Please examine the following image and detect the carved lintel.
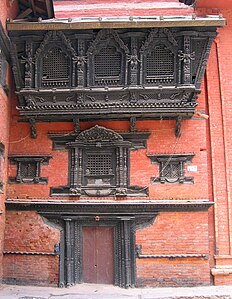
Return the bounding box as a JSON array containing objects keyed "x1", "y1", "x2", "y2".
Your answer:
[
  {"x1": 29, "y1": 118, "x2": 37, "y2": 139},
  {"x1": 130, "y1": 117, "x2": 136, "y2": 133},
  {"x1": 175, "y1": 116, "x2": 182, "y2": 138},
  {"x1": 73, "y1": 117, "x2": 80, "y2": 134}
]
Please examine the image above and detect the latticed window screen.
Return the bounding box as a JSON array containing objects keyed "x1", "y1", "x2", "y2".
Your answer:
[
  {"x1": 42, "y1": 47, "x2": 70, "y2": 87},
  {"x1": 146, "y1": 45, "x2": 174, "y2": 78},
  {"x1": 161, "y1": 162, "x2": 181, "y2": 179},
  {"x1": 86, "y1": 154, "x2": 112, "y2": 175},
  {"x1": 95, "y1": 47, "x2": 121, "y2": 77},
  {"x1": 20, "y1": 161, "x2": 37, "y2": 179}
]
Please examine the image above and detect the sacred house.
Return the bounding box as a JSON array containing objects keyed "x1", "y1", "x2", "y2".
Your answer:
[{"x1": 0, "y1": 0, "x2": 232, "y2": 288}]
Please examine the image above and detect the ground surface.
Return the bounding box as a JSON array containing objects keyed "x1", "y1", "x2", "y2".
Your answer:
[{"x1": 1, "y1": 284, "x2": 232, "y2": 299}]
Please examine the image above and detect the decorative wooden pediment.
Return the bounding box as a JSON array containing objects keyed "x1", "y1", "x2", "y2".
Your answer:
[
  {"x1": 87, "y1": 29, "x2": 129, "y2": 56},
  {"x1": 76, "y1": 125, "x2": 123, "y2": 143},
  {"x1": 140, "y1": 28, "x2": 178, "y2": 54},
  {"x1": 35, "y1": 31, "x2": 77, "y2": 59}
]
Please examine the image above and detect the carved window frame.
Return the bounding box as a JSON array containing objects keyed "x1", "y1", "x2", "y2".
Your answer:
[
  {"x1": 0, "y1": 143, "x2": 5, "y2": 193},
  {"x1": 67, "y1": 126, "x2": 131, "y2": 197},
  {"x1": 8, "y1": 155, "x2": 52, "y2": 184},
  {"x1": 87, "y1": 30, "x2": 129, "y2": 87},
  {"x1": 35, "y1": 31, "x2": 78, "y2": 89},
  {"x1": 148, "y1": 153, "x2": 195, "y2": 184},
  {"x1": 140, "y1": 29, "x2": 178, "y2": 86}
]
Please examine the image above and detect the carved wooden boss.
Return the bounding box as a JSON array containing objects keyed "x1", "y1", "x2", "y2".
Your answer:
[{"x1": 10, "y1": 26, "x2": 218, "y2": 124}]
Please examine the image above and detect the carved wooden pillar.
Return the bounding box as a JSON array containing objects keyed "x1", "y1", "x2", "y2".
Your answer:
[
  {"x1": 119, "y1": 217, "x2": 135, "y2": 288},
  {"x1": 65, "y1": 219, "x2": 73, "y2": 287},
  {"x1": 77, "y1": 40, "x2": 86, "y2": 87},
  {"x1": 24, "y1": 41, "x2": 33, "y2": 88},
  {"x1": 70, "y1": 148, "x2": 78, "y2": 189},
  {"x1": 129, "y1": 37, "x2": 138, "y2": 86}
]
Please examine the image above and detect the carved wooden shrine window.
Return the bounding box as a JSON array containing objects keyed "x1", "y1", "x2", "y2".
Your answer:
[
  {"x1": 148, "y1": 154, "x2": 195, "y2": 184},
  {"x1": 8, "y1": 155, "x2": 52, "y2": 184},
  {"x1": 41, "y1": 47, "x2": 70, "y2": 88},
  {"x1": 66, "y1": 126, "x2": 131, "y2": 197},
  {"x1": 0, "y1": 143, "x2": 5, "y2": 193}
]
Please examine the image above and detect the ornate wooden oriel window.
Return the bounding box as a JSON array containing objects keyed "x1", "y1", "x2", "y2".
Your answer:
[
  {"x1": 87, "y1": 30, "x2": 129, "y2": 87},
  {"x1": 8, "y1": 155, "x2": 52, "y2": 184},
  {"x1": 148, "y1": 153, "x2": 195, "y2": 184},
  {"x1": 0, "y1": 143, "x2": 5, "y2": 193},
  {"x1": 11, "y1": 26, "x2": 220, "y2": 121}
]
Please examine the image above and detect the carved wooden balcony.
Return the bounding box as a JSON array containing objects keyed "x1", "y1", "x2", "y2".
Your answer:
[{"x1": 8, "y1": 25, "x2": 220, "y2": 122}]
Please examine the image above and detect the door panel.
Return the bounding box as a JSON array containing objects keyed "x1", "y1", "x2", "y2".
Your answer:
[{"x1": 83, "y1": 226, "x2": 114, "y2": 284}]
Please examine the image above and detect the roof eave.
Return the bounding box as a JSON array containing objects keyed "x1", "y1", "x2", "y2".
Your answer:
[{"x1": 7, "y1": 15, "x2": 226, "y2": 31}]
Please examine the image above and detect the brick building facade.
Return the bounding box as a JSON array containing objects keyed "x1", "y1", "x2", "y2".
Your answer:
[{"x1": 0, "y1": 0, "x2": 232, "y2": 288}]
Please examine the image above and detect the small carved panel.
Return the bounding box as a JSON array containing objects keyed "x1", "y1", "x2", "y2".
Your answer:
[
  {"x1": 148, "y1": 153, "x2": 195, "y2": 184},
  {"x1": 8, "y1": 155, "x2": 52, "y2": 184}
]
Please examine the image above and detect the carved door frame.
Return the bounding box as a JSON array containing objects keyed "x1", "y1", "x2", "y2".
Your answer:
[{"x1": 58, "y1": 216, "x2": 137, "y2": 288}]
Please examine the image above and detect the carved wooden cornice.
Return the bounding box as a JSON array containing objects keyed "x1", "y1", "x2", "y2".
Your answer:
[{"x1": 5, "y1": 200, "x2": 214, "y2": 213}]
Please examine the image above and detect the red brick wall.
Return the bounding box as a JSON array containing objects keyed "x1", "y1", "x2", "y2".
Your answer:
[
  {"x1": 202, "y1": 7, "x2": 232, "y2": 285},
  {"x1": 136, "y1": 211, "x2": 210, "y2": 286},
  {"x1": 0, "y1": 0, "x2": 18, "y2": 281},
  {"x1": 3, "y1": 211, "x2": 60, "y2": 285}
]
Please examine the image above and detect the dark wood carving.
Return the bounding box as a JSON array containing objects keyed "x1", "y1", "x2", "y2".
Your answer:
[
  {"x1": 8, "y1": 155, "x2": 52, "y2": 184},
  {"x1": 148, "y1": 153, "x2": 195, "y2": 184},
  {"x1": 9, "y1": 27, "x2": 217, "y2": 122},
  {"x1": 48, "y1": 131, "x2": 151, "y2": 151},
  {"x1": 51, "y1": 125, "x2": 148, "y2": 197}
]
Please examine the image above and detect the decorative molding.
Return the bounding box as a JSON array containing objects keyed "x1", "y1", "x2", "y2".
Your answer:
[
  {"x1": 136, "y1": 245, "x2": 208, "y2": 260},
  {"x1": 3, "y1": 251, "x2": 58, "y2": 256}
]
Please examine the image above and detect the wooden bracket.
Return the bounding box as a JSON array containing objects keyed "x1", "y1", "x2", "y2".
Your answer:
[
  {"x1": 175, "y1": 116, "x2": 182, "y2": 138},
  {"x1": 73, "y1": 116, "x2": 80, "y2": 134},
  {"x1": 29, "y1": 118, "x2": 37, "y2": 139},
  {"x1": 130, "y1": 116, "x2": 136, "y2": 132}
]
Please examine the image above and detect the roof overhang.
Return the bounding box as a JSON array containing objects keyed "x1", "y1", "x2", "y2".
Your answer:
[{"x1": 7, "y1": 15, "x2": 226, "y2": 31}]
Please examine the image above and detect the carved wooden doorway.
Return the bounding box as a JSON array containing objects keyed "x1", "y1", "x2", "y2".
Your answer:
[{"x1": 82, "y1": 226, "x2": 114, "y2": 284}]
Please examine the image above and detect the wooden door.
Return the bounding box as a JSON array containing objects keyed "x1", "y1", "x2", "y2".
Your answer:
[{"x1": 82, "y1": 226, "x2": 114, "y2": 284}]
